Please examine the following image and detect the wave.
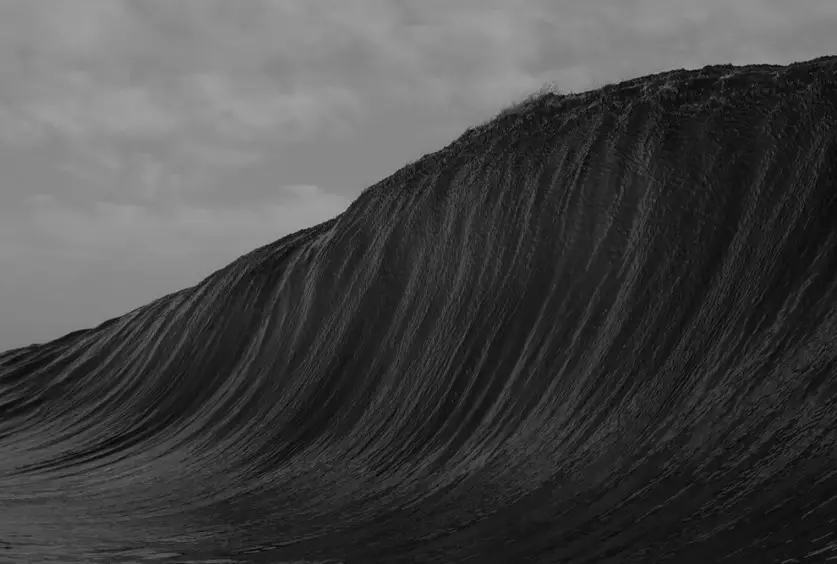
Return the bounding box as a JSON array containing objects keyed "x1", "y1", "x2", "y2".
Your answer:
[{"x1": 2, "y1": 55, "x2": 837, "y2": 563}]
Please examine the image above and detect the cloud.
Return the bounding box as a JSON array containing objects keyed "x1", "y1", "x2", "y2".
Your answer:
[
  {"x1": 0, "y1": 0, "x2": 134, "y2": 56},
  {"x1": 22, "y1": 72, "x2": 183, "y2": 139},
  {"x1": 0, "y1": 0, "x2": 556, "y2": 148},
  {"x1": 184, "y1": 72, "x2": 362, "y2": 140},
  {"x1": 0, "y1": 2, "x2": 367, "y2": 153},
  {"x1": 0, "y1": 105, "x2": 43, "y2": 146},
  {"x1": 22, "y1": 188, "x2": 351, "y2": 262},
  {"x1": 176, "y1": 142, "x2": 263, "y2": 169}
]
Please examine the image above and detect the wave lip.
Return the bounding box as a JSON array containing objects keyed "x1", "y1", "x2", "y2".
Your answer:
[{"x1": 2, "y1": 55, "x2": 837, "y2": 563}]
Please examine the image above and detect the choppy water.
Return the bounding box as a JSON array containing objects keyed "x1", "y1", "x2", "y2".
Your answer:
[{"x1": 2, "y1": 56, "x2": 837, "y2": 563}]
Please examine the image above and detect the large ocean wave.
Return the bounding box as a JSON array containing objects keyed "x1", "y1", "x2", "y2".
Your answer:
[{"x1": 2, "y1": 55, "x2": 837, "y2": 563}]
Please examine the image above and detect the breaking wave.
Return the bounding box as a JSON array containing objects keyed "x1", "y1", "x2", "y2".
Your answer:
[{"x1": 2, "y1": 56, "x2": 837, "y2": 563}]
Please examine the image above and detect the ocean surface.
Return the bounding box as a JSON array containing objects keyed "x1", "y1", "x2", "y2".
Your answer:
[{"x1": 2, "y1": 56, "x2": 837, "y2": 563}]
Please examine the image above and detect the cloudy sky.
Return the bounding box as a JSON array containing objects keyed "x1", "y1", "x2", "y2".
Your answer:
[{"x1": 0, "y1": 0, "x2": 835, "y2": 350}]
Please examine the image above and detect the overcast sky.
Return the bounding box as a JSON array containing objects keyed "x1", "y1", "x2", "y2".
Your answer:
[{"x1": 0, "y1": 0, "x2": 835, "y2": 350}]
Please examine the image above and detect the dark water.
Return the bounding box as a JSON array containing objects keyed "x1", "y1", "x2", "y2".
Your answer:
[{"x1": 3, "y1": 56, "x2": 837, "y2": 563}]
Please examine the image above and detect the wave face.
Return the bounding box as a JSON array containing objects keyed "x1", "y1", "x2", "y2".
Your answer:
[{"x1": 3, "y1": 56, "x2": 837, "y2": 564}]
